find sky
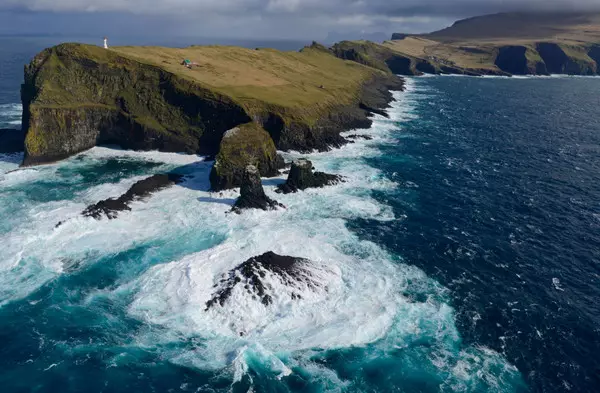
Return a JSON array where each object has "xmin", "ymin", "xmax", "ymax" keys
[{"xmin": 1, "ymin": 0, "xmax": 599, "ymax": 42}]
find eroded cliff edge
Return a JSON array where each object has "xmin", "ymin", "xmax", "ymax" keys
[
  {"xmin": 383, "ymin": 12, "xmax": 600, "ymax": 76},
  {"xmin": 20, "ymin": 43, "xmax": 402, "ymax": 189}
]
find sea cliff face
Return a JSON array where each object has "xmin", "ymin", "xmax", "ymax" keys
[
  {"xmin": 21, "ymin": 44, "xmax": 250, "ymax": 166},
  {"xmin": 20, "ymin": 43, "xmax": 403, "ymax": 190},
  {"xmin": 386, "ymin": 11, "xmax": 600, "ymax": 77}
]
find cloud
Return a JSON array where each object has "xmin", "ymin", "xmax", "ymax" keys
[
  {"xmin": 4, "ymin": 0, "xmax": 600, "ymax": 17},
  {"xmin": 1, "ymin": 0, "xmax": 600, "ymax": 40}
]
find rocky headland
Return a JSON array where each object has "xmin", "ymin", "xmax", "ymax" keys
[
  {"xmin": 380, "ymin": 12, "xmax": 600, "ymax": 76},
  {"xmin": 205, "ymin": 251, "xmax": 318, "ymax": 309},
  {"xmin": 19, "ymin": 42, "xmax": 403, "ymax": 192}
]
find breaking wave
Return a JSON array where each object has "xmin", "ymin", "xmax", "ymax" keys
[{"xmin": 0, "ymin": 81, "xmax": 525, "ymax": 392}]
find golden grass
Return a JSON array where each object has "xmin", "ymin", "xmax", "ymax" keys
[
  {"xmin": 384, "ymin": 13, "xmax": 600, "ymax": 72},
  {"xmin": 111, "ymin": 45, "xmax": 376, "ymax": 110},
  {"xmin": 384, "ymin": 37, "xmax": 499, "ymax": 70},
  {"xmin": 383, "ymin": 37, "xmax": 437, "ymax": 58}
]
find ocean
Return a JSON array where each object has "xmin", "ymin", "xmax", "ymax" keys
[{"xmin": 1, "ymin": 38, "xmax": 599, "ymax": 393}]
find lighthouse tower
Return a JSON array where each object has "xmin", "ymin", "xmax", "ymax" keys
[{"xmin": 103, "ymin": 37, "xmax": 108, "ymax": 49}]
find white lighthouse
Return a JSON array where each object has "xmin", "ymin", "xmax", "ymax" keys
[{"xmin": 103, "ymin": 37, "xmax": 108, "ymax": 49}]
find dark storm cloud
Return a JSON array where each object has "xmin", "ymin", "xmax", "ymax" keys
[
  {"xmin": 1, "ymin": 0, "xmax": 600, "ymax": 39},
  {"xmin": 3, "ymin": 0, "xmax": 600, "ymax": 17}
]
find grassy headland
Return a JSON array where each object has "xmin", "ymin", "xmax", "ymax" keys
[{"xmin": 21, "ymin": 41, "xmax": 402, "ymax": 189}]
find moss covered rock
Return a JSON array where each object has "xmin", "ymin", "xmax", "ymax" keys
[
  {"xmin": 209, "ymin": 123, "xmax": 283, "ymax": 190},
  {"xmin": 21, "ymin": 43, "xmax": 251, "ymax": 165},
  {"xmin": 21, "ymin": 43, "xmax": 404, "ymax": 167}
]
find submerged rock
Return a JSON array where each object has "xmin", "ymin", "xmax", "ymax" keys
[
  {"xmin": 82, "ymin": 173, "xmax": 183, "ymax": 220},
  {"xmin": 276, "ymin": 158, "xmax": 342, "ymax": 194},
  {"xmin": 232, "ymin": 165, "xmax": 284, "ymax": 213},
  {"xmin": 205, "ymin": 252, "xmax": 319, "ymax": 309}
]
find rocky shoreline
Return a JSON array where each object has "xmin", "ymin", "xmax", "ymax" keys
[
  {"xmin": 18, "ymin": 43, "xmax": 402, "ymax": 194},
  {"xmin": 81, "ymin": 173, "xmax": 183, "ymax": 220},
  {"xmin": 18, "ymin": 42, "xmax": 398, "ymax": 289}
]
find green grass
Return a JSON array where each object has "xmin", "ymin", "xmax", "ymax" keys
[{"xmin": 29, "ymin": 43, "xmax": 382, "ymax": 128}]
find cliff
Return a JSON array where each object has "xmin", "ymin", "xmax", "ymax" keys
[
  {"xmin": 21, "ymin": 42, "xmax": 403, "ymax": 189},
  {"xmin": 332, "ymin": 40, "xmax": 508, "ymax": 76},
  {"xmin": 385, "ymin": 12, "xmax": 600, "ymax": 76}
]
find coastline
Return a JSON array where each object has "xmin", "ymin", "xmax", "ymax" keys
[{"xmin": 0, "ymin": 78, "xmax": 531, "ymax": 391}]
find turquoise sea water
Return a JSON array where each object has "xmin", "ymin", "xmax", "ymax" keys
[{"xmin": 1, "ymin": 41, "xmax": 600, "ymax": 391}]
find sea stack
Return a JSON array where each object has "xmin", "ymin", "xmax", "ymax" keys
[
  {"xmin": 276, "ymin": 158, "xmax": 342, "ymax": 194},
  {"xmin": 81, "ymin": 174, "xmax": 183, "ymax": 220},
  {"xmin": 232, "ymin": 165, "xmax": 284, "ymax": 213}
]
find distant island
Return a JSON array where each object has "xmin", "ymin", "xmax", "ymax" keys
[
  {"xmin": 11, "ymin": 11, "xmax": 600, "ymax": 190},
  {"xmin": 337, "ymin": 12, "xmax": 600, "ymax": 76}
]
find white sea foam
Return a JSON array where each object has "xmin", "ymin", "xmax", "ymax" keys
[
  {"xmin": 82, "ymin": 145, "xmax": 205, "ymax": 166},
  {"xmin": 0, "ymin": 80, "xmax": 520, "ymax": 389},
  {"xmin": 0, "ymin": 103, "xmax": 22, "ymax": 115},
  {"xmin": 97, "ymin": 78, "xmax": 517, "ymax": 389},
  {"xmin": 0, "ymin": 103, "xmax": 22, "ymax": 126},
  {"xmin": 0, "ymin": 148, "xmax": 213, "ymax": 305}
]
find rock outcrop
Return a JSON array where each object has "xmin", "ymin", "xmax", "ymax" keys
[
  {"xmin": 231, "ymin": 165, "xmax": 284, "ymax": 213},
  {"xmin": 276, "ymin": 159, "xmax": 342, "ymax": 194},
  {"xmin": 20, "ymin": 44, "xmax": 250, "ymax": 166},
  {"xmin": 209, "ymin": 123, "xmax": 283, "ymax": 190},
  {"xmin": 20, "ymin": 42, "xmax": 403, "ymax": 187},
  {"xmin": 347, "ymin": 134, "xmax": 373, "ymax": 140},
  {"xmin": 0, "ymin": 129, "xmax": 25, "ymax": 153},
  {"xmin": 205, "ymin": 252, "xmax": 318, "ymax": 309},
  {"xmin": 81, "ymin": 173, "xmax": 183, "ymax": 220}
]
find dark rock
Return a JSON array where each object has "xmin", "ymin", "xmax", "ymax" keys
[
  {"xmin": 347, "ymin": 134, "xmax": 373, "ymax": 140},
  {"xmin": 232, "ymin": 165, "xmax": 284, "ymax": 213},
  {"xmin": 415, "ymin": 60, "xmax": 440, "ymax": 74},
  {"xmin": 537, "ymin": 42, "xmax": 597, "ymax": 75},
  {"xmin": 82, "ymin": 173, "xmax": 183, "ymax": 220},
  {"xmin": 0, "ymin": 128, "xmax": 25, "ymax": 153},
  {"xmin": 494, "ymin": 45, "xmax": 548, "ymax": 75},
  {"xmin": 274, "ymin": 153, "xmax": 286, "ymax": 170},
  {"xmin": 205, "ymin": 251, "xmax": 318, "ymax": 309},
  {"xmin": 587, "ymin": 45, "xmax": 600, "ymax": 68},
  {"xmin": 20, "ymin": 44, "xmax": 251, "ymax": 166},
  {"xmin": 209, "ymin": 123, "xmax": 282, "ymax": 191},
  {"xmin": 359, "ymin": 102, "xmax": 389, "ymax": 118},
  {"xmin": 276, "ymin": 158, "xmax": 342, "ymax": 194}
]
